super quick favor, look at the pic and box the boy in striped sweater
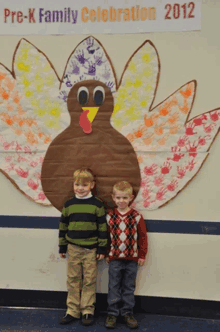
[105,181,148,329]
[59,168,107,326]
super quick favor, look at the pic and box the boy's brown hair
[113,181,133,195]
[73,168,94,184]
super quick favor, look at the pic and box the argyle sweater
[59,195,108,254]
[106,208,148,262]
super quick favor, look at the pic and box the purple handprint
[94,54,105,66]
[106,81,115,90]
[75,50,87,65]
[86,38,100,54]
[102,66,111,80]
[84,61,96,76]
[70,60,80,75]
[59,90,68,102]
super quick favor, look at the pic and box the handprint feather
[111,40,220,210]
[0,39,69,205]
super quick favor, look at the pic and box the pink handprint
[185,122,197,136]
[186,159,196,171]
[168,146,184,162]
[156,187,167,200]
[144,163,158,176]
[177,165,187,179]
[203,123,216,134]
[27,179,39,190]
[15,167,29,178]
[193,114,207,126]
[186,142,198,158]
[161,161,172,175]
[167,179,178,191]
[177,135,189,148]
[153,174,164,187]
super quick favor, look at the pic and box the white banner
[0,0,201,35]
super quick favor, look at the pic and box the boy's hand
[138,258,145,266]
[96,254,105,261]
[60,253,66,259]
[105,257,110,264]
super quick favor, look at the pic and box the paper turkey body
[41,80,141,211]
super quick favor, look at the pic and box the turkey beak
[79,107,99,134]
[82,107,99,123]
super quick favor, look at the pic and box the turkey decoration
[0,36,219,212]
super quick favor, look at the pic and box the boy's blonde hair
[113,181,133,195]
[73,168,94,184]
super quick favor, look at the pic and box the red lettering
[165,2,195,20]
[29,8,35,23]
[188,2,195,18]
[173,3,180,19]
[182,3,187,18]
[165,4,172,19]
[17,11,23,23]
[11,11,16,23]
[4,8,10,23]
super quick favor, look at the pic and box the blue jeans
[107,260,138,317]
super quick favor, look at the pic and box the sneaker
[59,314,77,325]
[105,315,117,329]
[123,314,138,329]
[82,314,94,326]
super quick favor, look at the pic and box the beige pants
[66,244,97,318]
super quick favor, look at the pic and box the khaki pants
[66,244,97,318]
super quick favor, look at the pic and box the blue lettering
[39,8,44,23]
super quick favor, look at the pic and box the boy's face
[73,180,94,197]
[112,189,134,210]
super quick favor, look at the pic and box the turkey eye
[77,87,89,105]
[93,86,105,106]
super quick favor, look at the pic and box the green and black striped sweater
[59,195,108,254]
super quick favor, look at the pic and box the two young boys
[59,168,148,329]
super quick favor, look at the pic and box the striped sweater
[59,195,108,254]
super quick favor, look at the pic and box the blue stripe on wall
[0,215,220,235]
[1,289,220,320]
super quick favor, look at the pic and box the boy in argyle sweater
[105,181,148,329]
[59,168,107,326]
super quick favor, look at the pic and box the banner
[0,0,201,35]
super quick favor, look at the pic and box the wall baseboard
[1,289,219,320]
